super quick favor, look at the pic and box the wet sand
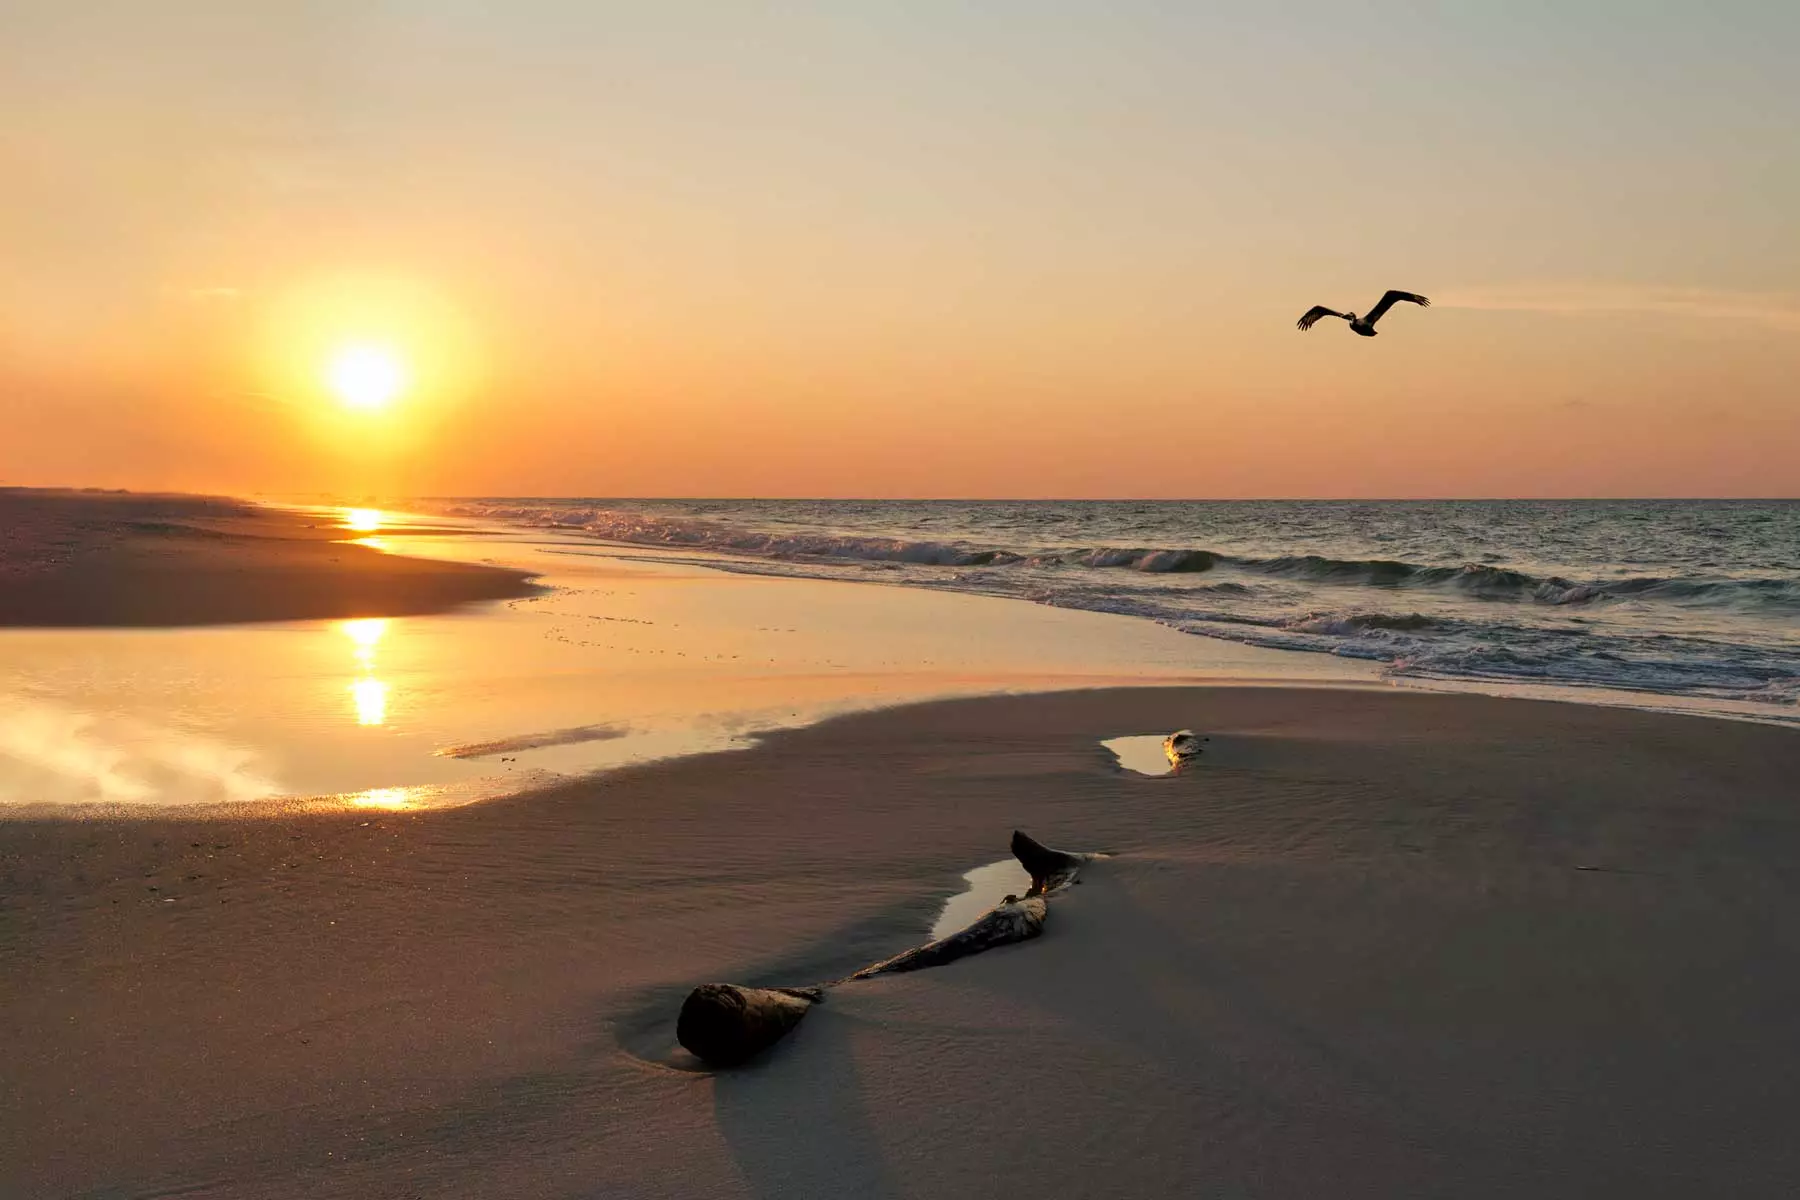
[0,489,539,626]
[5,687,1799,1198]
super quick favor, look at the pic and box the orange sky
[2,3,1796,498]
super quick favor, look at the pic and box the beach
[4,493,1800,1197]
[6,688,1800,1198]
[9,2,1794,1192]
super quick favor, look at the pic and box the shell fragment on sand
[1165,729,1207,767]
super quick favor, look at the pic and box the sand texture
[0,489,539,626]
[4,687,1800,1198]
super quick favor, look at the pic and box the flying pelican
[1297,290,1430,337]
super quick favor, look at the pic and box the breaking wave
[431,499,1798,717]
[449,503,1798,615]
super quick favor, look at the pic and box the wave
[449,502,1798,615]
[1282,611,1439,636]
[1171,613,1799,708]
[435,500,1800,717]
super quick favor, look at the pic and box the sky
[2,1,1796,498]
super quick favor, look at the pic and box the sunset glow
[1,6,1794,498]
[326,344,407,413]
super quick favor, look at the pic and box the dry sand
[0,489,539,626]
[5,687,1800,1198]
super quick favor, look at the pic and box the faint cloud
[1437,284,1800,331]
[186,285,244,302]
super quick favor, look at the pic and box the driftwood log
[675,984,824,1067]
[1009,829,1089,893]
[849,895,1047,980]
[675,830,1095,1066]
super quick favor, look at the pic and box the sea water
[442,499,1799,718]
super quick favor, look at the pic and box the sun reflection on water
[341,617,387,668]
[343,507,383,533]
[349,678,389,726]
[338,618,392,725]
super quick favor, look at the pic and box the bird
[1297,289,1430,337]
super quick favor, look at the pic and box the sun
[326,343,408,412]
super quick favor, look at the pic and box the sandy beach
[5,682,1800,1198]
[0,489,539,627]
[3,493,1799,1197]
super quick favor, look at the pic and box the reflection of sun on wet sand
[340,618,392,725]
[343,507,385,533]
[349,677,390,726]
[0,489,540,627]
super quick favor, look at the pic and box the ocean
[443,499,1800,721]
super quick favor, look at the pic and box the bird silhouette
[1297,290,1430,337]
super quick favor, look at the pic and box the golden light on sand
[349,677,390,726]
[343,507,383,533]
[349,787,413,810]
[326,343,408,412]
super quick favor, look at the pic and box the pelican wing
[1296,305,1348,331]
[1365,290,1430,326]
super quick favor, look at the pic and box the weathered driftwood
[676,984,824,1067]
[1009,829,1090,894]
[674,830,1096,1066]
[848,895,1046,980]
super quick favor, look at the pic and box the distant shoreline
[0,487,541,627]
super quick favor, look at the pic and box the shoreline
[0,674,1770,825]
[427,497,1800,728]
[3,488,1792,828]
[5,685,1798,1197]
[1,489,1789,828]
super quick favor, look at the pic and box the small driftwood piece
[676,984,824,1067]
[849,895,1047,980]
[674,830,1094,1066]
[1164,729,1207,768]
[1009,829,1090,893]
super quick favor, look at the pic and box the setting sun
[326,343,408,412]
